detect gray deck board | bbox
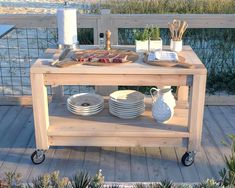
[0,105,234,183]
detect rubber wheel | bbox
[31,150,45,165]
[181,152,194,166]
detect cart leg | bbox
[31,149,46,165]
[188,74,207,151]
[177,86,189,102]
[181,151,196,166]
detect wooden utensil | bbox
[178,21,188,40]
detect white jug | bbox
[150,88,176,123]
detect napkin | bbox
[147,51,179,61]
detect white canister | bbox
[57,8,78,46]
[149,39,162,51]
[135,40,148,52]
[170,39,182,52]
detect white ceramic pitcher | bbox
[150,87,176,123]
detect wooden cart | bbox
[30,46,207,166]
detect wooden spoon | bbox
[168,23,175,40]
[178,21,188,40]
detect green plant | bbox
[134,183,148,188]
[134,28,149,41]
[219,135,235,186]
[178,185,193,188]
[148,26,161,40]
[90,170,104,188]
[159,179,173,188]
[4,171,23,188]
[30,171,71,188]
[72,171,91,188]
[194,179,221,188]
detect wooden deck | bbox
[0,105,234,183]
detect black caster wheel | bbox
[181,151,196,166]
[31,150,45,165]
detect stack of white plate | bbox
[67,93,104,116]
[109,90,145,119]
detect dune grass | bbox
[99,0,235,14]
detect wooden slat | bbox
[0,14,234,28]
[115,147,131,182]
[130,147,149,181]
[83,147,101,176]
[160,147,183,182]
[44,74,190,86]
[205,95,235,106]
[100,147,115,181]
[63,146,86,178]
[0,107,33,177]
[31,73,49,149]
[145,147,166,181]
[47,146,71,177]
[48,100,189,139]
[188,74,207,151]
[15,133,35,181]
[48,136,186,148]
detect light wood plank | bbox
[208,106,234,144]
[188,74,207,151]
[0,107,33,177]
[177,86,189,102]
[201,109,227,179]
[49,136,186,148]
[47,146,71,177]
[160,147,183,182]
[130,147,149,182]
[0,14,234,28]
[220,106,235,130]
[44,74,190,86]
[100,147,115,181]
[31,73,49,150]
[63,147,86,178]
[15,133,35,181]
[194,148,215,181]
[83,147,101,177]
[115,147,131,182]
[204,107,231,158]
[146,147,166,181]
[205,96,235,106]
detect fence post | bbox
[95,9,118,96]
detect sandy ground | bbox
[0,0,101,14]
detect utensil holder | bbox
[170,39,182,52]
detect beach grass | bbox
[100,0,235,14]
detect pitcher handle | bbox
[150,88,160,101]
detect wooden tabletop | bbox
[30,45,207,75]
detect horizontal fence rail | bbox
[0,13,235,44]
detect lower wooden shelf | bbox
[48,99,189,147]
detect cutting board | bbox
[54,49,139,68]
[143,53,195,69]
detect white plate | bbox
[109,107,145,116]
[109,109,143,119]
[110,90,144,105]
[109,99,144,107]
[67,93,104,108]
[67,106,104,116]
[67,102,104,110]
[109,105,145,113]
[67,104,104,112]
